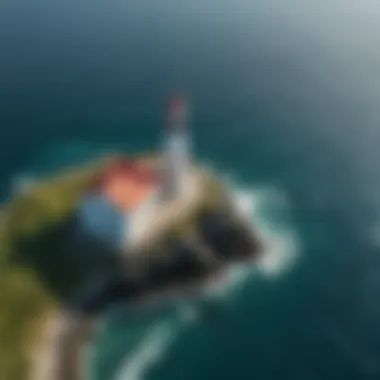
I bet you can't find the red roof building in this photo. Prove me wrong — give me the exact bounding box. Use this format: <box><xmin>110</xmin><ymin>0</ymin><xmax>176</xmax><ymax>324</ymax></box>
<box><xmin>97</xmin><ymin>158</ymin><xmax>158</xmax><ymax>213</ymax></box>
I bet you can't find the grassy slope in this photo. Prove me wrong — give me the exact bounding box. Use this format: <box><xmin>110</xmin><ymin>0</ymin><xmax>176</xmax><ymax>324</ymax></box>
<box><xmin>0</xmin><ymin>156</ymin><xmax>114</xmax><ymax>380</ymax></box>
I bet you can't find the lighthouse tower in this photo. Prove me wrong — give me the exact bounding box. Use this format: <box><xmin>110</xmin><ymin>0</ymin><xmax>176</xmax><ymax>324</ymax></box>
<box><xmin>161</xmin><ymin>95</ymin><xmax>191</xmax><ymax>201</ymax></box>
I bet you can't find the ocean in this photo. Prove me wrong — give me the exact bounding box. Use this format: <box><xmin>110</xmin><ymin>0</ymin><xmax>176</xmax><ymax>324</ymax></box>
<box><xmin>1</xmin><ymin>1</ymin><xmax>380</xmax><ymax>379</ymax></box>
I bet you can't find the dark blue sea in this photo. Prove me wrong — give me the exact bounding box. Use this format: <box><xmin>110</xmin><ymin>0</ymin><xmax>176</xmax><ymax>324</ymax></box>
<box><xmin>1</xmin><ymin>1</ymin><xmax>380</xmax><ymax>379</ymax></box>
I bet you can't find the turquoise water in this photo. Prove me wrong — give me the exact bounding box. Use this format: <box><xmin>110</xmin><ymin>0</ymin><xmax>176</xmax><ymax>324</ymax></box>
<box><xmin>2</xmin><ymin>1</ymin><xmax>380</xmax><ymax>379</ymax></box>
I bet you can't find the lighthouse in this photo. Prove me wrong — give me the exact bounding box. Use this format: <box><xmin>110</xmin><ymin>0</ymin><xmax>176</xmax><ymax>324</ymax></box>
<box><xmin>161</xmin><ymin>94</ymin><xmax>191</xmax><ymax>201</ymax></box>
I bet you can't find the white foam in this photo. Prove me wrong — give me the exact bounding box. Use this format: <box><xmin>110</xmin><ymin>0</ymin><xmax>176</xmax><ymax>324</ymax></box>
<box><xmin>113</xmin><ymin>321</ymin><xmax>176</xmax><ymax>380</ymax></box>
<box><xmin>201</xmin><ymin>164</ymin><xmax>299</xmax><ymax>278</ymax></box>
<box><xmin>11</xmin><ymin>175</ymin><xmax>36</xmax><ymax>195</ymax></box>
<box><xmin>232</xmin><ymin>184</ymin><xmax>300</xmax><ymax>277</ymax></box>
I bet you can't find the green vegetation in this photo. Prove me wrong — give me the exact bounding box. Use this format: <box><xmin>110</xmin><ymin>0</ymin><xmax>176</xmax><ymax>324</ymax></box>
<box><xmin>0</xmin><ymin>155</ymin><xmax>116</xmax><ymax>380</ymax></box>
<box><xmin>0</xmin><ymin>268</ymin><xmax>53</xmax><ymax>380</ymax></box>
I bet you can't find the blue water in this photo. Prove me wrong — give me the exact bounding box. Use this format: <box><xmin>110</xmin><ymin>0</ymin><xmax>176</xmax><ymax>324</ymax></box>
<box><xmin>2</xmin><ymin>1</ymin><xmax>380</xmax><ymax>379</ymax></box>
